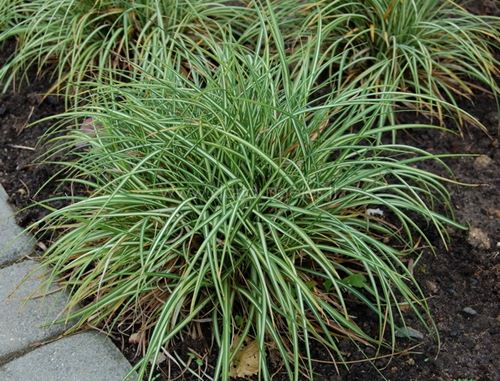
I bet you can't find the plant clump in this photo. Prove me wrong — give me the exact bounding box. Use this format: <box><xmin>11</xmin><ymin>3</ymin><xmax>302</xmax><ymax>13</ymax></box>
<box><xmin>0</xmin><ymin>0</ymin><xmax>497</xmax><ymax>380</ymax></box>
<box><xmin>37</xmin><ymin>45</ymin><xmax>460</xmax><ymax>380</ymax></box>
<box><xmin>302</xmin><ymin>0</ymin><xmax>499</xmax><ymax>125</ymax></box>
<box><xmin>0</xmin><ymin>0</ymin><xmax>253</xmax><ymax>98</ymax></box>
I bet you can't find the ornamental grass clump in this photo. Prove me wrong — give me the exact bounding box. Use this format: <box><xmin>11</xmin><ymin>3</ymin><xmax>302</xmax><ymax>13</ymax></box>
<box><xmin>36</xmin><ymin>45</ymin><xmax>461</xmax><ymax>380</ymax></box>
<box><xmin>303</xmin><ymin>0</ymin><xmax>499</xmax><ymax>125</ymax></box>
<box><xmin>0</xmin><ymin>0</ymin><xmax>253</xmax><ymax>98</ymax></box>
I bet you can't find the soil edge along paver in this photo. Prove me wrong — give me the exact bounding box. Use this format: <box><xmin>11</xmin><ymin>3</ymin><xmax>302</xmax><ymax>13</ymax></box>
<box><xmin>0</xmin><ymin>331</ymin><xmax>136</xmax><ymax>381</ymax></box>
<box><xmin>0</xmin><ymin>183</ymin><xmax>136</xmax><ymax>379</ymax></box>
<box><xmin>0</xmin><ymin>185</ymin><xmax>34</xmax><ymax>266</ymax></box>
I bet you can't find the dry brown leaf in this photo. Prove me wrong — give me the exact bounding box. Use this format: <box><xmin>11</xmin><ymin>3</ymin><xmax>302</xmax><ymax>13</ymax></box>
<box><xmin>229</xmin><ymin>340</ymin><xmax>259</xmax><ymax>379</ymax></box>
<box><xmin>129</xmin><ymin>331</ymin><xmax>144</xmax><ymax>344</ymax></box>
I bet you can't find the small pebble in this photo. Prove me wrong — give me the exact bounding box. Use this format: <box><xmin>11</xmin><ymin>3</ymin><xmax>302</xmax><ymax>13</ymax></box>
<box><xmin>485</xmin><ymin>208</ymin><xmax>500</xmax><ymax>218</ymax></box>
<box><xmin>426</xmin><ymin>280</ymin><xmax>439</xmax><ymax>294</ymax></box>
<box><xmin>486</xmin><ymin>111</ymin><xmax>499</xmax><ymax>126</ymax></box>
<box><xmin>473</xmin><ymin>155</ymin><xmax>493</xmax><ymax>170</ymax></box>
<box><xmin>396</xmin><ymin>326</ymin><xmax>424</xmax><ymax>340</ymax></box>
<box><xmin>27</xmin><ymin>93</ymin><xmax>41</xmax><ymax>104</ymax></box>
<box><xmin>463</xmin><ymin>307</ymin><xmax>478</xmax><ymax>316</ymax></box>
<box><xmin>45</xmin><ymin>95</ymin><xmax>59</xmax><ymax>106</ymax></box>
<box><xmin>447</xmin><ymin>287</ymin><xmax>457</xmax><ymax>296</ymax></box>
<box><xmin>467</xmin><ymin>227</ymin><xmax>492</xmax><ymax>250</ymax></box>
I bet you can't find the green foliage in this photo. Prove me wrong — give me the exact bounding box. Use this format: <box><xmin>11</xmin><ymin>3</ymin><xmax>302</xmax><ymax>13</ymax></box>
<box><xmin>301</xmin><ymin>0</ymin><xmax>499</xmax><ymax>124</ymax></box>
<box><xmin>36</xmin><ymin>45</ymin><xmax>461</xmax><ymax>380</ymax></box>
<box><xmin>3</xmin><ymin>0</ymin><xmax>493</xmax><ymax>379</ymax></box>
<box><xmin>0</xmin><ymin>0</ymin><xmax>251</xmax><ymax>98</ymax></box>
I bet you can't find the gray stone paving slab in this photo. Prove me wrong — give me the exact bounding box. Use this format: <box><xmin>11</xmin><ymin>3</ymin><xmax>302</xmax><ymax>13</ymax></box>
<box><xmin>0</xmin><ymin>185</ymin><xmax>35</xmax><ymax>266</ymax></box>
<box><xmin>0</xmin><ymin>260</ymin><xmax>72</xmax><ymax>360</ymax></box>
<box><xmin>0</xmin><ymin>332</ymin><xmax>136</xmax><ymax>381</ymax></box>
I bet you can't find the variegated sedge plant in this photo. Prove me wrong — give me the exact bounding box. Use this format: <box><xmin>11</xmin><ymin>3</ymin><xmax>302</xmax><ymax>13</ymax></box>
<box><xmin>297</xmin><ymin>0</ymin><xmax>499</xmax><ymax>128</ymax></box>
<box><xmin>0</xmin><ymin>0</ymin><xmax>258</xmax><ymax>102</ymax></box>
<box><xmin>33</xmin><ymin>30</ymin><xmax>463</xmax><ymax>380</ymax></box>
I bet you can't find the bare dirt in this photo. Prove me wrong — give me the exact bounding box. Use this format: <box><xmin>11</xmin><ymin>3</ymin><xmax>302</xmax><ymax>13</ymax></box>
<box><xmin>0</xmin><ymin>3</ymin><xmax>498</xmax><ymax>380</ymax></box>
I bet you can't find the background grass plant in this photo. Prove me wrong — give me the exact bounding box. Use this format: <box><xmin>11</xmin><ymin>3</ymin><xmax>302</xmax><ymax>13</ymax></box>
<box><xmin>35</xmin><ymin>44</ymin><xmax>462</xmax><ymax>380</ymax></box>
<box><xmin>0</xmin><ymin>0</ymin><xmax>326</xmax><ymax>99</ymax></box>
<box><xmin>300</xmin><ymin>0</ymin><xmax>499</xmax><ymax>126</ymax></box>
<box><xmin>0</xmin><ymin>0</ymin><xmax>255</xmax><ymax>100</ymax></box>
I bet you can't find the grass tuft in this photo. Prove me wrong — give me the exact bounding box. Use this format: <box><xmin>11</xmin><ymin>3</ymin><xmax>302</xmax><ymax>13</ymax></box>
<box><xmin>35</xmin><ymin>46</ymin><xmax>462</xmax><ymax>380</ymax></box>
<box><xmin>0</xmin><ymin>0</ymin><xmax>253</xmax><ymax>100</ymax></box>
<box><xmin>300</xmin><ymin>0</ymin><xmax>499</xmax><ymax>126</ymax></box>
<box><xmin>3</xmin><ymin>1</ymin><xmax>489</xmax><ymax>379</ymax></box>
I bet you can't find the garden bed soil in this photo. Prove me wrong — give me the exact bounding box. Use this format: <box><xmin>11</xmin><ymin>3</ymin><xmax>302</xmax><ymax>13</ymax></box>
<box><xmin>0</xmin><ymin>3</ymin><xmax>498</xmax><ymax>380</ymax></box>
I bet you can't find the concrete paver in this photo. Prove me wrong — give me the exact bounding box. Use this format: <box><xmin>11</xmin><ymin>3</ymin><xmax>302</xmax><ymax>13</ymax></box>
<box><xmin>0</xmin><ymin>260</ymin><xmax>71</xmax><ymax>360</ymax></box>
<box><xmin>0</xmin><ymin>185</ymin><xmax>34</xmax><ymax>266</ymax></box>
<box><xmin>0</xmin><ymin>332</ymin><xmax>136</xmax><ymax>381</ymax></box>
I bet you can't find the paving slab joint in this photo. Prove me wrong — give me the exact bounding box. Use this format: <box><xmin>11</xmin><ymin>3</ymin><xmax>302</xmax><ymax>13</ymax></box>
<box><xmin>0</xmin><ymin>335</ymin><xmax>63</xmax><ymax>367</ymax></box>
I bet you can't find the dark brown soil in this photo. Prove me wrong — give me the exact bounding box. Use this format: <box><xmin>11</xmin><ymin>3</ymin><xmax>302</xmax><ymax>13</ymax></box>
<box><xmin>0</xmin><ymin>41</ymin><xmax>68</xmax><ymax>228</ymax></box>
<box><xmin>463</xmin><ymin>0</ymin><xmax>499</xmax><ymax>15</ymax></box>
<box><xmin>1</xmin><ymin>3</ymin><xmax>498</xmax><ymax>380</ymax></box>
<box><xmin>336</xmin><ymin>95</ymin><xmax>499</xmax><ymax>381</ymax></box>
